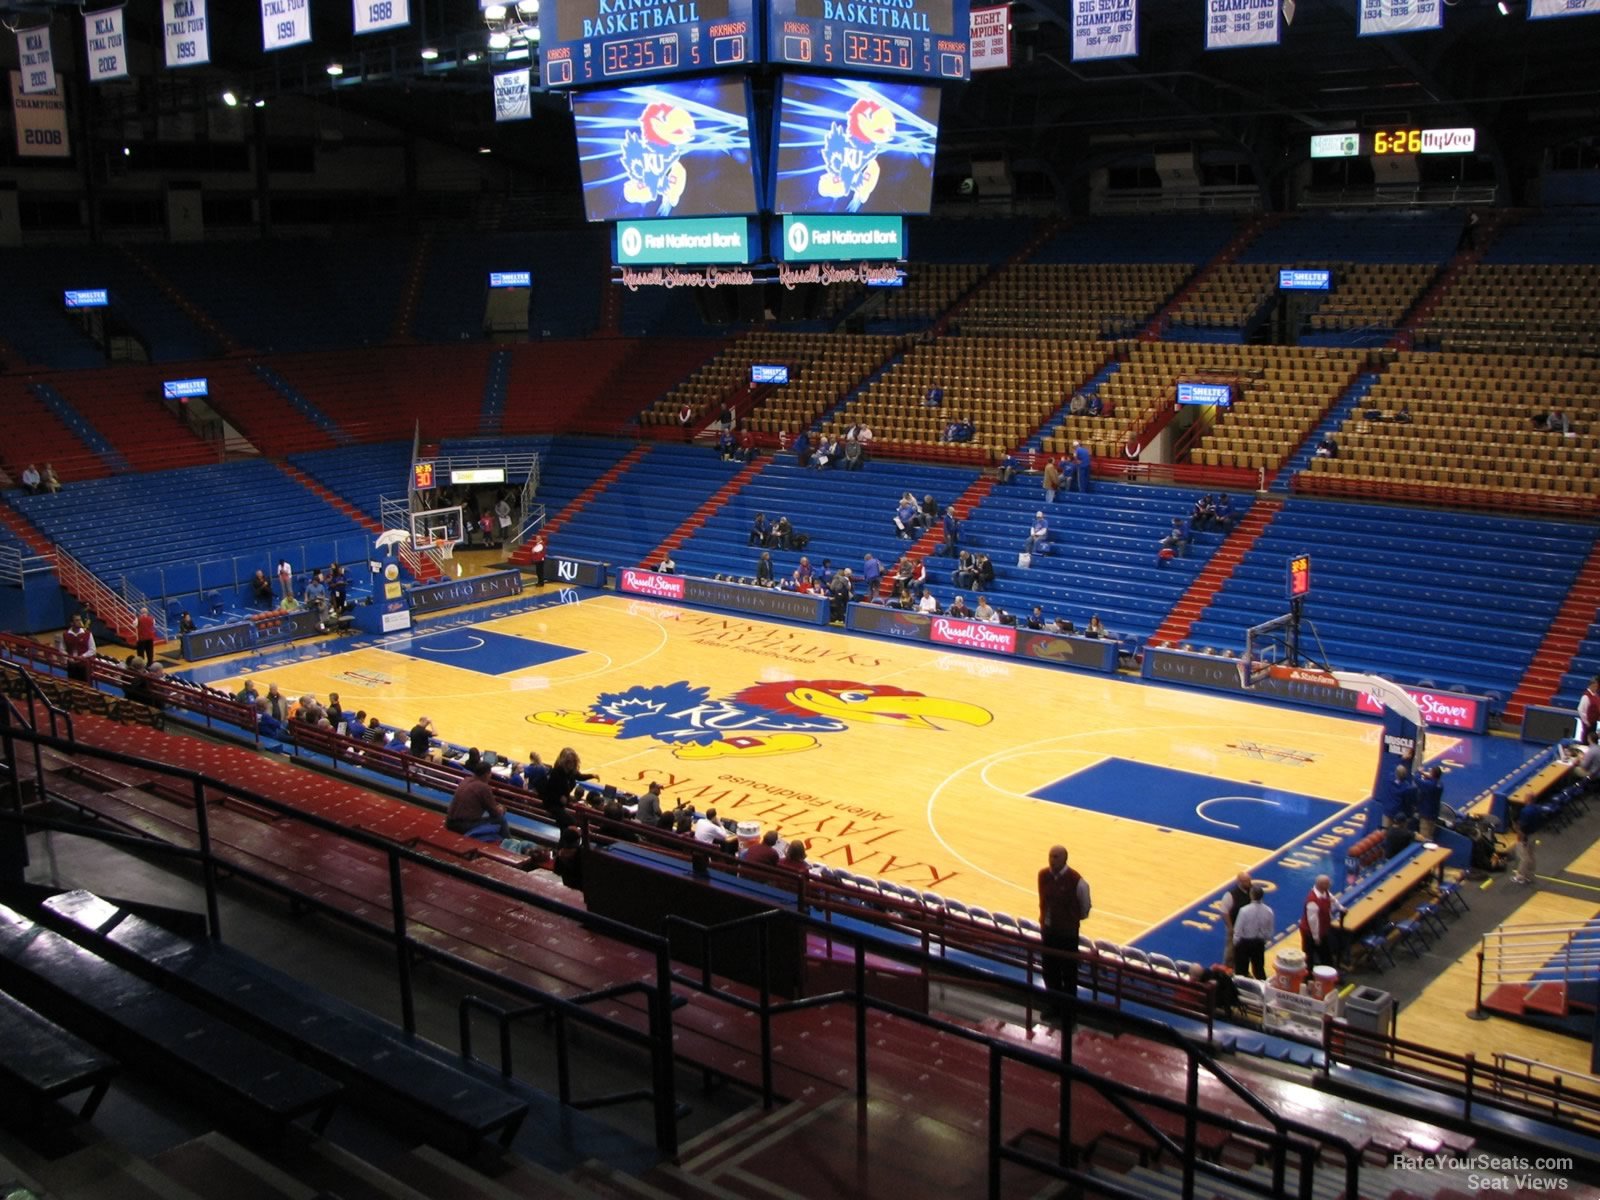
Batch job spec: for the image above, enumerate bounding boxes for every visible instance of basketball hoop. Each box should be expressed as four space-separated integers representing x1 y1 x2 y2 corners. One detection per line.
1266 663 1339 688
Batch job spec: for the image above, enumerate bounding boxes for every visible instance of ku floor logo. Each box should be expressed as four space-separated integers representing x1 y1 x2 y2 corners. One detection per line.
786 220 810 255
620 226 644 258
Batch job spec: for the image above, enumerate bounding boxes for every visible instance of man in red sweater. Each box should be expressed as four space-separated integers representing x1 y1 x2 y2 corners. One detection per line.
1038 845 1092 1005
135 607 157 666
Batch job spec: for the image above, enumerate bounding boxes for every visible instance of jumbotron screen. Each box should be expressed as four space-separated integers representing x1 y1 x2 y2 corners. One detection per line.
771 75 940 216
572 76 760 223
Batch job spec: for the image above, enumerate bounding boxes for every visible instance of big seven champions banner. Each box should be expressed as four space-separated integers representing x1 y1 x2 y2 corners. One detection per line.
1530 0 1600 15
354 0 410 34
494 69 532 121
16 26 55 95
85 9 130 84
1206 0 1278 48
11 72 70 158
1358 0 1441 36
164 0 211 67
261 0 312 51
1072 0 1137 61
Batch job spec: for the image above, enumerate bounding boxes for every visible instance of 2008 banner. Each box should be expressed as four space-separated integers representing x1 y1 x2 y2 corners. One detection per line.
1357 0 1441 37
85 8 129 84
10 71 70 158
1205 0 1278 49
164 0 211 68
1072 0 1137 61
262 0 312 51
354 0 410 35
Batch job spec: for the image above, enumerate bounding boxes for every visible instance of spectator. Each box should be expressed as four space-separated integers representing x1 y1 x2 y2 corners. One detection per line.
941 507 960 557
1025 511 1049 556
554 826 585 890
1219 870 1252 968
919 495 939 530
843 439 864 471
362 715 386 746
947 594 972 619
60 613 96 682
780 839 810 872
1414 765 1444 840
917 591 939 615
893 494 918 540
1025 606 1046 630
657 552 676 575
861 551 883 594
329 564 349 614
1084 614 1109 639
792 556 814 591
827 567 853 623
1185 962 1240 1015
975 554 995 589
755 552 775 587
445 759 511 843
255 698 286 740
677 401 694 441
1314 436 1339 459
305 570 330 623
1043 458 1063 504
1071 440 1092 493
1213 493 1237 532
1053 616 1077 635
408 716 435 759
1068 391 1088 417
925 385 943 408
953 552 978 590
813 433 840 469
523 751 548 792
693 806 733 848
177 611 197 636
636 780 665 825
1393 404 1412 425
536 747 595 826
1169 518 1190 557
277 558 294 604
743 830 782 867
20 464 41 494
1086 393 1104 418
974 594 998 623
1457 209 1479 252
1232 885 1274 982
1380 763 1417 829
1580 675 1600 744
792 431 810 467
237 679 260 706
908 557 928 599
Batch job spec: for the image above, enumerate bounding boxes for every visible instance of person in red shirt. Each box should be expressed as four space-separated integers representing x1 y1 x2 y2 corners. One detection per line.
60 614 96 682
742 830 782 868
135 606 157 666
527 531 548 586
1298 874 1344 969
1579 675 1600 745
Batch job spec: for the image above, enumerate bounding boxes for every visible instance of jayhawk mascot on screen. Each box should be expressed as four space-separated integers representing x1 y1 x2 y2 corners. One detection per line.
620 101 696 215
818 96 896 212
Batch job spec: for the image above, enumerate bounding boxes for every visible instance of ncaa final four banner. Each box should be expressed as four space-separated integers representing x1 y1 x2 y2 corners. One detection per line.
1531 0 1600 16
85 9 130 84
163 0 211 68
1205 0 1279 48
354 0 409 35
261 0 312 51
1072 0 1137 62
494 69 533 121
16 25 55 95
1357 0 1441 36
10 71 70 158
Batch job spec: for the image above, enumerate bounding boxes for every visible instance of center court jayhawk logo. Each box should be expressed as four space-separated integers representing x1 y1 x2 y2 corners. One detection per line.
531 679 991 759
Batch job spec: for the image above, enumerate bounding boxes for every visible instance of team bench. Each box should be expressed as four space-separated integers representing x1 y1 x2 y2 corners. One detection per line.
0 901 341 1141
40 889 529 1155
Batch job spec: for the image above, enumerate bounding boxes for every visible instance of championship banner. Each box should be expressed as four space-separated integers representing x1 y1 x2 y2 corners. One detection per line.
261 0 312 51
970 5 1012 71
1357 0 1441 36
17 26 55 95
1205 0 1279 49
1072 0 1137 61
164 0 211 67
354 0 410 34
494 68 532 121
1530 0 1600 16
85 9 130 83
11 71 70 157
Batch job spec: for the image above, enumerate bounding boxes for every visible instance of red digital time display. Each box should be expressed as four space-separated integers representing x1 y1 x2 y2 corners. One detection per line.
1287 553 1312 600
844 31 913 71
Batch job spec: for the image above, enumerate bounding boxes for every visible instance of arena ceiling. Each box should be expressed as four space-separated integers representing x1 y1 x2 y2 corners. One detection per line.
3 0 1598 188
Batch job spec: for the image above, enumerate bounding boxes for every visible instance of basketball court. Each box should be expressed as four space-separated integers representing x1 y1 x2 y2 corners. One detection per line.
207 589 1426 956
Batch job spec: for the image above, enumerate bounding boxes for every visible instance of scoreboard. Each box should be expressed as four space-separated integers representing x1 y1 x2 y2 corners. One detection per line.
541 0 758 88
768 0 969 79
540 0 968 86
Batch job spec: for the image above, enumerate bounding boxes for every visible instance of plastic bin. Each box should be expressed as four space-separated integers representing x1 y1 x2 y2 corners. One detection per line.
1341 986 1395 1036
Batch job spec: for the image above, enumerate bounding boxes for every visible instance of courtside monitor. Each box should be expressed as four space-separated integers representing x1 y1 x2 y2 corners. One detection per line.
1176 382 1232 408
751 364 789 384
64 289 109 308
162 377 208 400
573 76 759 223
489 271 532 288
772 75 940 216
1279 269 1332 291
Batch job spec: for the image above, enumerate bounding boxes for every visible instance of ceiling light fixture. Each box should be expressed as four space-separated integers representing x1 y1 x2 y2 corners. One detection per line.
221 90 238 107
326 62 345 76
420 46 439 60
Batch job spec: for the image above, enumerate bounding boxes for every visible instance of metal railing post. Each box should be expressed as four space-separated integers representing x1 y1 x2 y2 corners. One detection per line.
388 847 415 1033
987 1047 1003 1200
191 778 222 941
855 939 868 1098
650 943 678 1157
758 920 774 1109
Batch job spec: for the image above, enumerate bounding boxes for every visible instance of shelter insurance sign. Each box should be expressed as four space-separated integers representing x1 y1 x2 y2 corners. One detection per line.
1072 0 1137 61
261 0 312 51
11 72 70 158
969 5 1012 70
1358 0 1441 36
163 0 211 67
16 26 55 95
1206 0 1278 48
85 9 130 83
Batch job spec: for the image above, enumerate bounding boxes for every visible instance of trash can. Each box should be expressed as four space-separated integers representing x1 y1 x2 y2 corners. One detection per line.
1341 987 1395 1037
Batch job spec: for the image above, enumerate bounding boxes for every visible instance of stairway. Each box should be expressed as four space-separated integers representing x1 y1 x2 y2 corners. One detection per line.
595 260 623 337
116 244 240 355
506 443 652 566
1505 533 1600 723
479 349 512 436
1148 497 1283 648
1391 208 1517 350
637 459 763 569
1268 369 1380 492
0 495 57 557
27 382 130 474
252 363 351 446
1140 212 1276 341
1020 354 1122 456
274 461 384 535
390 232 432 345
893 476 997 591
930 215 1065 339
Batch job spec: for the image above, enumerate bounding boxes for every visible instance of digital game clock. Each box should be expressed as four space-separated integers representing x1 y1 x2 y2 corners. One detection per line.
541 0 756 88
768 0 970 80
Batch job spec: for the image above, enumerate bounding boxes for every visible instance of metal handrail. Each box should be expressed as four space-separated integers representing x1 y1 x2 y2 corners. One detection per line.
0 719 683 1155
54 542 139 641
